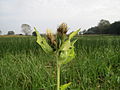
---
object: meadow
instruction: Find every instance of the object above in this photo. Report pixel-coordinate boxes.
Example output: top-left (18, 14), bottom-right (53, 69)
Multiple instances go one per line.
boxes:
top-left (0, 35), bottom-right (120, 90)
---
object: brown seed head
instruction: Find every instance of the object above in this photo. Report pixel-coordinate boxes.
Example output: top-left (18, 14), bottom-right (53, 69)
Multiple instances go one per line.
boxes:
top-left (46, 30), bottom-right (57, 46)
top-left (57, 23), bottom-right (68, 35)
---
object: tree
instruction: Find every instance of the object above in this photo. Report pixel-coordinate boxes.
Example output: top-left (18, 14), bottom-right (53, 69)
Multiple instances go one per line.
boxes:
top-left (7, 31), bottom-right (15, 35)
top-left (85, 19), bottom-right (111, 34)
top-left (21, 24), bottom-right (32, 35)
top-left (0, 30), bottom-right (2, 35)
top-left (85, 20), bottom-right (120, 35)
top-left (107, 21), bottom-right (120, 35)
top-left (85, 26), bottom-right (100, 34)
top-left (82, 29), bottom-right (87, 34)
top-left (98, 19), bottom-right (110, 28)
top-left (32, 31), bottom-right (37, 36)
top-left (98, 19), bottom-right (110, 34)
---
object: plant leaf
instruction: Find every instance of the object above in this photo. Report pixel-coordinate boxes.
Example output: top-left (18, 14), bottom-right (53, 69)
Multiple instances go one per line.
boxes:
top-left (59, 40), bottom-right (70, 51)
top-left (59, 38), bottom-right (78, 65)
top-left (59, 37), bottom-right (78, 64)
top-left (60, 82), bottom-right (71, 90)
top-left (69, 29), bottom-right (80, 40)
top-left (59, 45), bottom-right (75, 65)
top-left (34, 27), bottom-right (53, 53)
top-left (58, 30), bottom-right (79, 65)
top-left (71, 39), bottom-right (78, 46)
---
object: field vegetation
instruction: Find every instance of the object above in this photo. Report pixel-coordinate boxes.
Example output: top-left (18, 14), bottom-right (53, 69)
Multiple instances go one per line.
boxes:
top-left (0, 35), bottom-right (120, 90)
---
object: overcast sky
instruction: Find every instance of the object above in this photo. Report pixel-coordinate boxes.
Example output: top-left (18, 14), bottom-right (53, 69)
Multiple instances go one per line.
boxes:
top-left (0, 0), bottom-right (120, 34)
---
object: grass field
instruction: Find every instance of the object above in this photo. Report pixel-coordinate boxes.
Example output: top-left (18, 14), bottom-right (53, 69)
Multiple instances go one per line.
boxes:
top-left (0, 35), bottom-right (120, 90)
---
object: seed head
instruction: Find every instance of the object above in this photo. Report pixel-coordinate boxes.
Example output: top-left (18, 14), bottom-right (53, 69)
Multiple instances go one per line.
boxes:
top-left (46, 29), bottom-right (57, 46)
top-left (57, 23), bottom-right (68, 35)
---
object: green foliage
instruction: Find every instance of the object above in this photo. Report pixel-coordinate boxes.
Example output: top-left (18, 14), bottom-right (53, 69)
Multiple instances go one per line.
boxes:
top-left (34, 26), bottom-right (79, 90)
top-left (85, 20), bottom-right (120, 35)
top-left (34, 27), bottom-right (80, 66)
top-left (34, 27), bottom-right (53, 53)
top-left (59, 30), bottom-right (80, 65)
top-left (60, 82), bottom-right (71, 90)
top-left (69, 29), bottom-right (80, 40)
top-left (59, 40), bottom-right (75, 65)
top-left (0, 35), bottom-right (120, 90)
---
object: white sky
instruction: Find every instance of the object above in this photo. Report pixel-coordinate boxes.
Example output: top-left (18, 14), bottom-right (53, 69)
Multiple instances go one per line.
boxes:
top-left (0, 0), bottom-right (120, 34)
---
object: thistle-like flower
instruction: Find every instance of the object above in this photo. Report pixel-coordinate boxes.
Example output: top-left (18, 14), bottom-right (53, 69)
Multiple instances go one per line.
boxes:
top-left (57, 23), bottom-right (68, 35)
top-left (46, 29), bottom-right (57, 48)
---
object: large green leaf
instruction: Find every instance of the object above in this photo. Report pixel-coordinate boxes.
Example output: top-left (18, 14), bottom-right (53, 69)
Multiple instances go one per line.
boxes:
top-left (59, 39), bottom-right (78, 65)
top-left (60, 29), bottom-right (80, 51)
top-left (59, 40), bottom-right (70, 51)
top-left (60, 82), bottom-right (71, 90)
top-left (69, 29), bottom-right (80, 40)
top-left (34, 27), bottom-right (53, 53)
top-left (59, 45), bottom-right (75, 65)
top-left (58, 30), bottom-right (79, 65)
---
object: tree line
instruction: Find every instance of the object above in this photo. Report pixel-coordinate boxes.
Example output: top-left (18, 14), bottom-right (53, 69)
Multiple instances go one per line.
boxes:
top-left (0, 20), bottom-right (120, 36)
top-left (83, 19), bottom-right (120, 35)
top-left (0, 24), bottom-right (32, 35)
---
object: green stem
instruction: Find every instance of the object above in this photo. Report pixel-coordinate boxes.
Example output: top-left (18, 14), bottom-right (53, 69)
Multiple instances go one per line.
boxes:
top-left (57, 63), bottom-right (60, 90)
top-left (56, 53), bottom-right (60, 90)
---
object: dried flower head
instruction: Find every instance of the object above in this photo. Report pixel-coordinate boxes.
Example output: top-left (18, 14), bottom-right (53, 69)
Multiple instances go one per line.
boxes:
top-left (46, 29), bottom-right (57, 46)
top-left (57, 23), bottom-right (68, 35)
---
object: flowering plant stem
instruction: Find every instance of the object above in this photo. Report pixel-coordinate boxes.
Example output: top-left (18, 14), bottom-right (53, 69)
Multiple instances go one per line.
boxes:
top-left (34, 23), bottom-right (80, 90)
top-left (57, 61), bottom-right (60, 90)
top-left (56, 52), bottom-right (60, 90)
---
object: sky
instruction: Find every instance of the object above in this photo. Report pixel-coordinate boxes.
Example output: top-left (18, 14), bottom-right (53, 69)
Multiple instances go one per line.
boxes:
top-left (0, 0), bottom-right (120, 34)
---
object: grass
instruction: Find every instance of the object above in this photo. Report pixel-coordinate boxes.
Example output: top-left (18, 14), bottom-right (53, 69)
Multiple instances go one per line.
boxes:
top-left (0, 35), bottom-right (120, 90)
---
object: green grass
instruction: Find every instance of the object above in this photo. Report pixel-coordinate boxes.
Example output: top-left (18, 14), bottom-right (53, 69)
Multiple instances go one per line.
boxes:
top-left (0, 36), bottom-right (120, 90)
